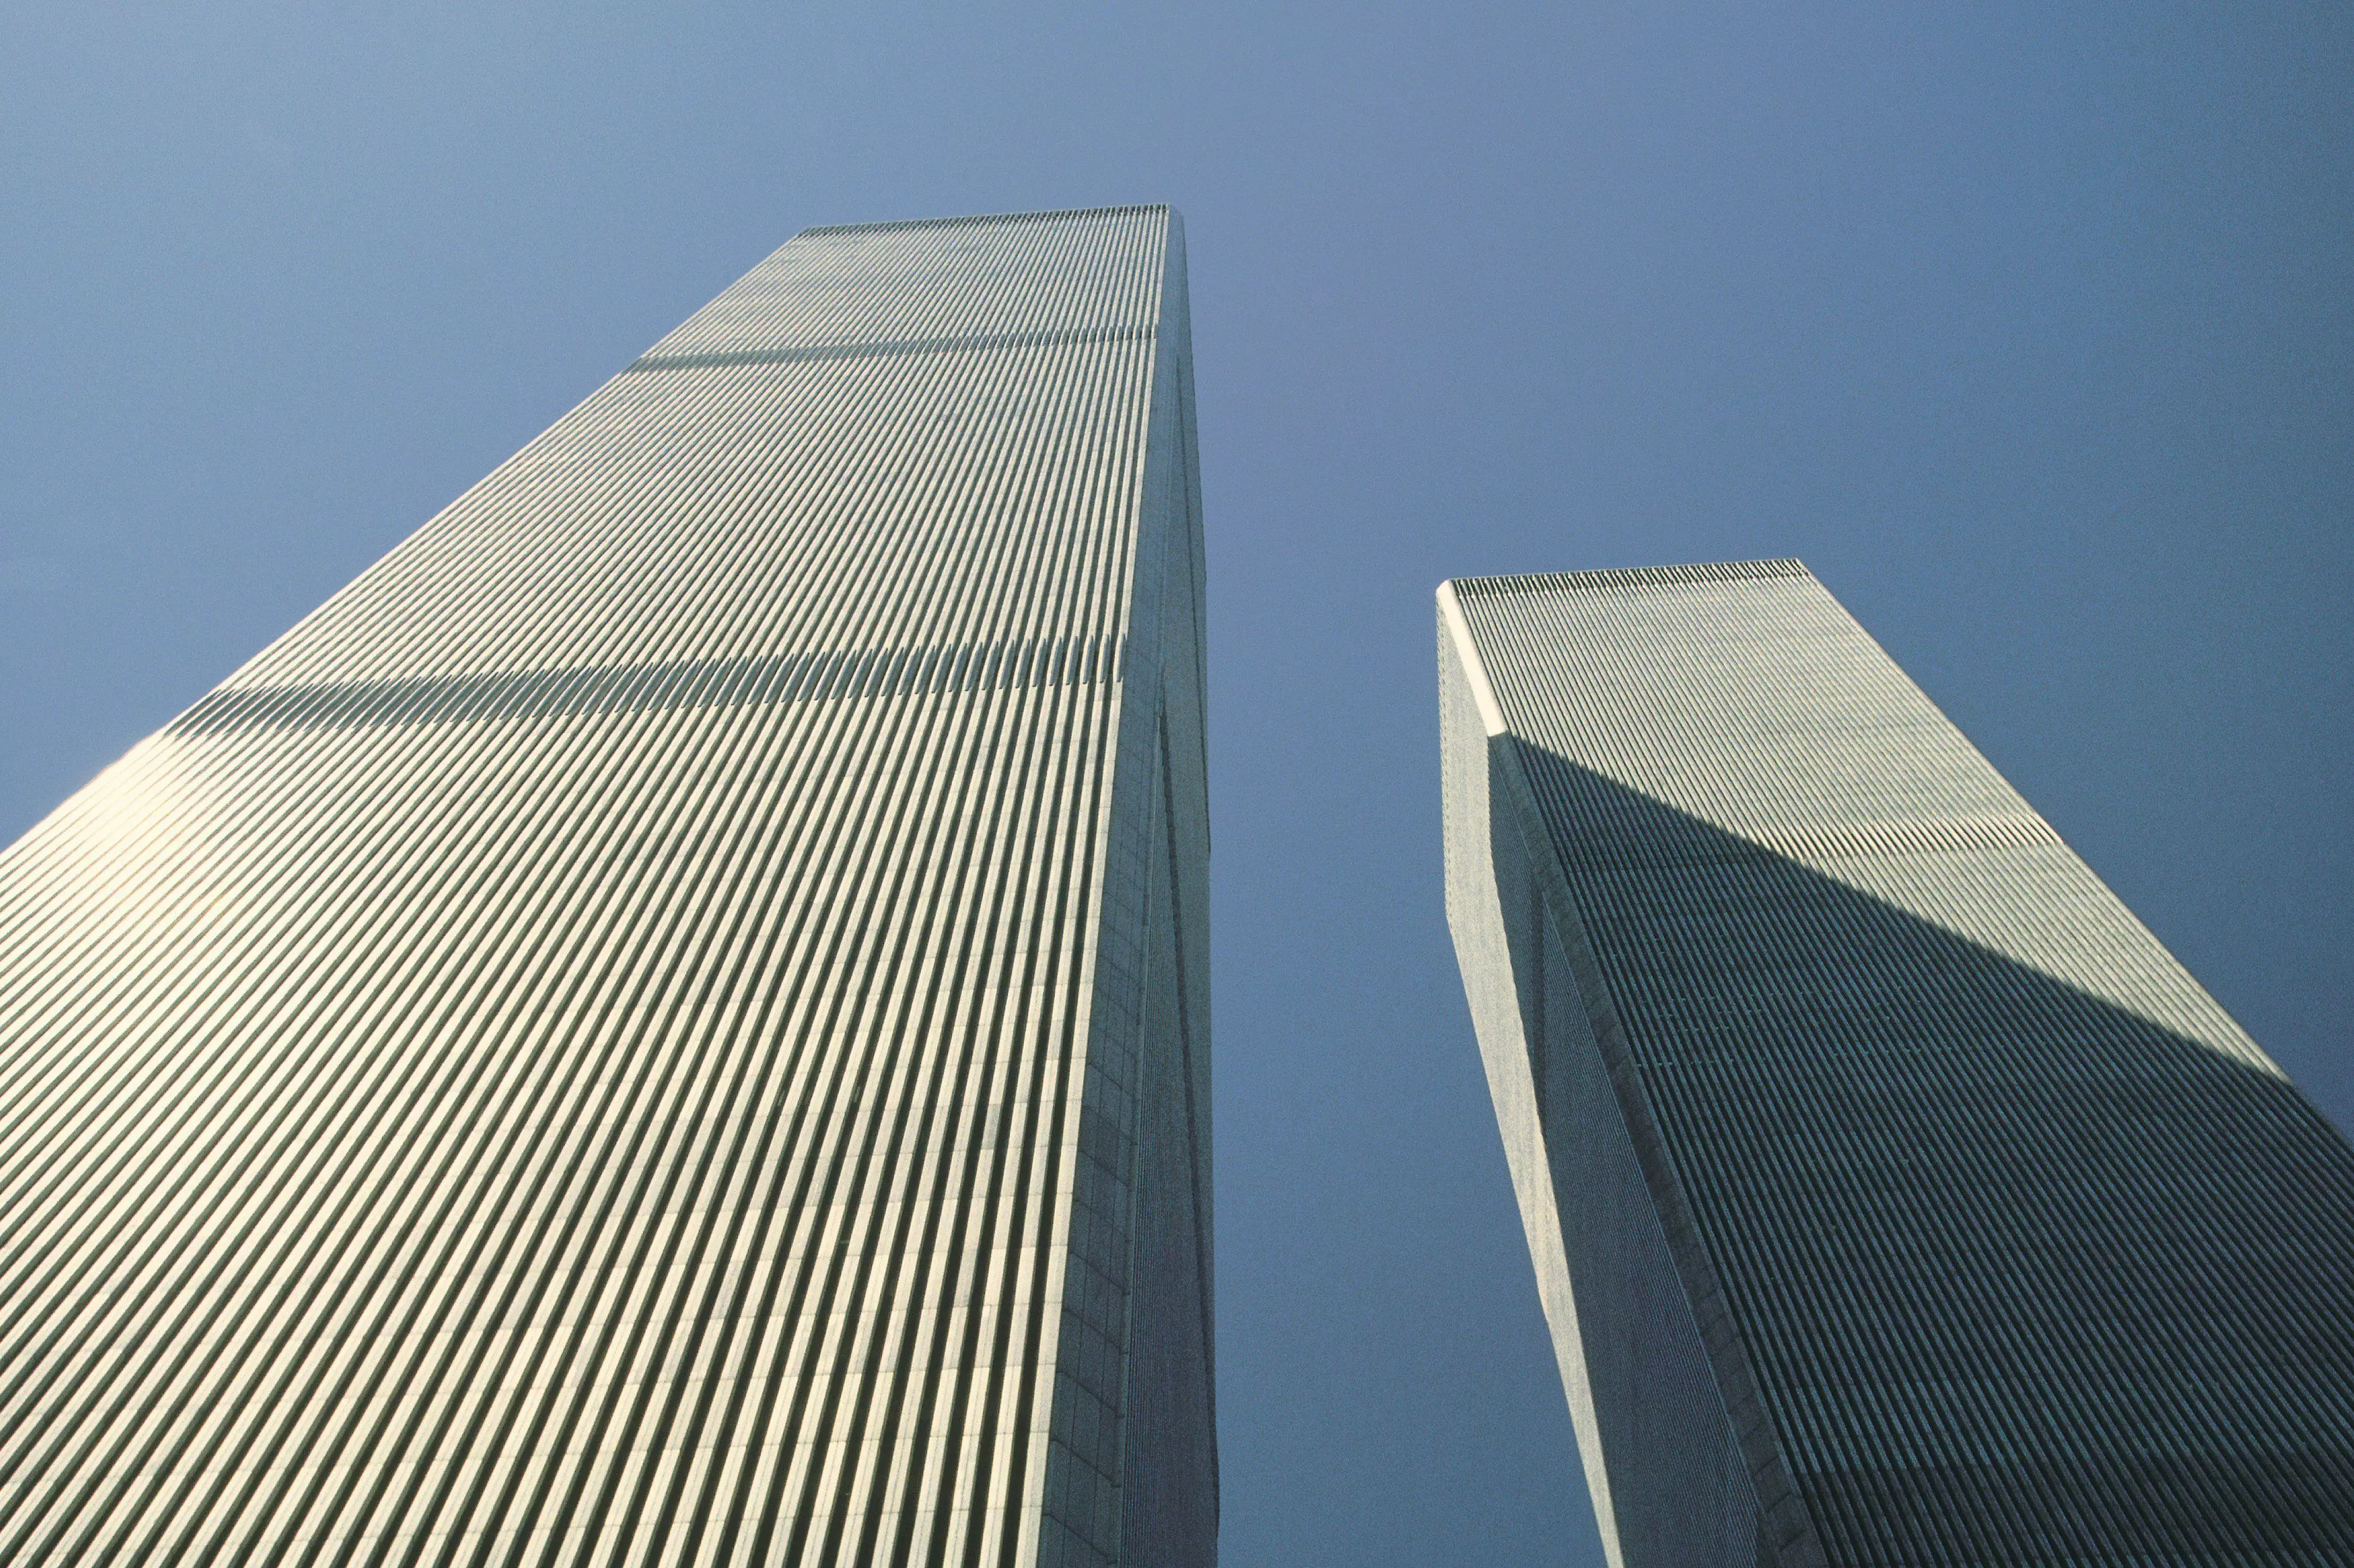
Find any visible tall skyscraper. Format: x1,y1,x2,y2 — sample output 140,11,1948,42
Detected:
1439,561,2354,1567
0,206,1211,1568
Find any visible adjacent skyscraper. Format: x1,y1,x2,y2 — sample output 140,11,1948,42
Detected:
1440,561,2354,1567
0,206,1211,1567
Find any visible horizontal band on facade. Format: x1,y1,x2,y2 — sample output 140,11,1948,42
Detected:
169,633,1127,737
1452,559,1810,597
1523,793,2065,869
629,323,1156,374
800,204,1169,239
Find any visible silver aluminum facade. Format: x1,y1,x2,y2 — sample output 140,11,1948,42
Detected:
1440,561,2354,1567
0,206,1212,1568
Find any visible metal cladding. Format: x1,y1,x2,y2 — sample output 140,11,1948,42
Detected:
1439,561,2354,1568
0,206,1212,1568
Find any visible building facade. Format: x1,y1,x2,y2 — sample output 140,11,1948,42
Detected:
1440,561,2354,1567
0,206,1211,1567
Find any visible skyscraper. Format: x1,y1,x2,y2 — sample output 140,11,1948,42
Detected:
1439,561,2354,1567
0,206,1211,1568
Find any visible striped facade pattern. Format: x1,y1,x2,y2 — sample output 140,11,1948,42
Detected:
1440,561,2354,1567
0,206,1213,1567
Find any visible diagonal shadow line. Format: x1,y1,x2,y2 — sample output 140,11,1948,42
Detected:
1513,740,2354,1565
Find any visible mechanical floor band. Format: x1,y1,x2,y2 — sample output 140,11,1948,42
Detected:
167,634,1127,738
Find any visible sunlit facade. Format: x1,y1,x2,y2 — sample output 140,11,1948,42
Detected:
1441,561,2354,1567
0,206,1213,1567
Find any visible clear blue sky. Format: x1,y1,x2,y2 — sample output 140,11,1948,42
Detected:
6,6,2350,1564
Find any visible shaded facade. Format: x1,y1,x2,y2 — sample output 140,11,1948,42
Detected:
1439,560,2354,1567
0,206,1212,1567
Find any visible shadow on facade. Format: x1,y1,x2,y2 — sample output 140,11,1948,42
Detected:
1516,741,2354,1564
